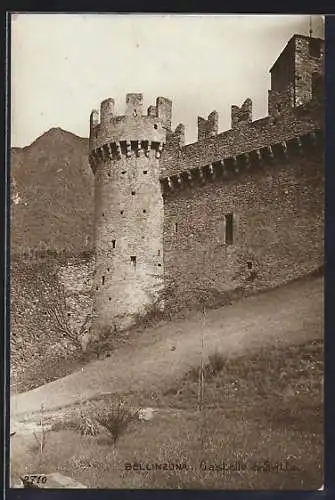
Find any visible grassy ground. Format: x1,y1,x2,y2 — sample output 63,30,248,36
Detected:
11,339,323,490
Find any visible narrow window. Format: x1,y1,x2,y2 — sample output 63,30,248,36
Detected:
309,39,321,58
102,276,105,285
120,210,124,215
112,240,116,248
225,213,234,245
247,261,253,269
143,209,146,214
158,249,161,256
276,103,282,113
121,171,126,175
175,222,178,233
130,255,136,269
131,191,136,196
312,72,321,97
109,297,112,301
143,170,148,174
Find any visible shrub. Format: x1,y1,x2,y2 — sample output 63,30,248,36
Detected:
51,413,100,436
207,351,225,377
78,413,100,436
96,400,139,444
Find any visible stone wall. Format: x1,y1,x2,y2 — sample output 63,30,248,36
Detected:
10,252,94,389
294,36,324,107
162,150,324,311
160,104,321,179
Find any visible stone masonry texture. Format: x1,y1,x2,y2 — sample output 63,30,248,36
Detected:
10,251,94,390
89,34,324,327
89,94,169,331
10,34,324,384
162,151,323,310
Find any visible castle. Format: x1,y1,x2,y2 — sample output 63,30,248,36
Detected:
88,33,324,332
10,33,324,387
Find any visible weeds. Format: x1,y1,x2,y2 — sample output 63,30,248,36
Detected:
11,339,323,490
207,351,225,376
78,412,100,436
51,406,100,436
96,400,139,445
88,325,114,359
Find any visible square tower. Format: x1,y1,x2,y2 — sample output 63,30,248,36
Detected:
268,34,324,116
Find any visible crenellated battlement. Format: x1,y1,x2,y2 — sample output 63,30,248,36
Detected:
160,96,323,183
89,94,172,157
159,33,324,187
197,111,218,141
231,98,252,129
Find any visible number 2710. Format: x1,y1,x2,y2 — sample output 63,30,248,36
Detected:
23,475,47,484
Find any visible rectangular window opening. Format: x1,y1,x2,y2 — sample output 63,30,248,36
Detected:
309,39,321,58
112,239,116,248
225,213,234,245
130,255,136,269
102,276,105,285
175,222,178,233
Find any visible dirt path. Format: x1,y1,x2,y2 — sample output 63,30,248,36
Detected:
11,276,323,424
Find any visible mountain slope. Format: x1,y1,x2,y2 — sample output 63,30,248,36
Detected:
11,128,94,253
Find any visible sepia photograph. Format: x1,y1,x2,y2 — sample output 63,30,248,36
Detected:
9,13,324,490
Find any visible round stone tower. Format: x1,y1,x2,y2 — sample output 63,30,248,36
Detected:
88,93,171,332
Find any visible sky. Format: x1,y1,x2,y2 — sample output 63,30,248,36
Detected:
10,14,324,148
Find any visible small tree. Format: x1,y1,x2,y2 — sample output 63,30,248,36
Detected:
38,261,93,352
45,297,92,352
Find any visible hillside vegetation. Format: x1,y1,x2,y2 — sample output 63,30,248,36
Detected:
11,128,94,253
11,338,323,490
